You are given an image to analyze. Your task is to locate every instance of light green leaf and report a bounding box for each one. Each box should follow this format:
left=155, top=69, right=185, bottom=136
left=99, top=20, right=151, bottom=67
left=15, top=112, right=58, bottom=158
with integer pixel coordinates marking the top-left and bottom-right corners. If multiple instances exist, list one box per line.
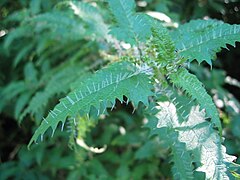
left=172, top=19, right=240, bottom=65
left=107, top=0, right=151, bottom=45
left=169, top=68, right=222, bottom=132
left=28, top=61, right=153, bottom=148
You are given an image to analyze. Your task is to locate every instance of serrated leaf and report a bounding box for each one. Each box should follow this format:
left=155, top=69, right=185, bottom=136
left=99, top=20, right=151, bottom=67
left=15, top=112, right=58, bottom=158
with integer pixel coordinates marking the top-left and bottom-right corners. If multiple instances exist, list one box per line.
left=20, top=62, right=89, bottom=122
left=178, top=106, right=236, bottom=179
left=66, top=1, right=109, bottom=39
left=107, top=0, right=151, bottom=45
left=146, top=105, right=194, bottom=179
left=169, top=68, right=222, bottom=133
left=146, top=93, right=236, bottom=179
left=28, top=61, right=153, bottom=148
left=171, top=19, right=240, bottom=65
left=149, top=22, right=176, bottom=67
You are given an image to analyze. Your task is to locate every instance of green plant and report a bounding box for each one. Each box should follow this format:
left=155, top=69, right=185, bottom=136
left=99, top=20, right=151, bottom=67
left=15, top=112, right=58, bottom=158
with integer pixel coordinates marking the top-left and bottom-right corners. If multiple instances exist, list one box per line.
left=1, top=0, right=240, bottom=179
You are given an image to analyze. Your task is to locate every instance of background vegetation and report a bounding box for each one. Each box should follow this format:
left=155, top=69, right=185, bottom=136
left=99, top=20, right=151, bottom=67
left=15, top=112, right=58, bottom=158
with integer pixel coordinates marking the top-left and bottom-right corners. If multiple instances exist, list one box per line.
left=0, top=0, right=240, bottom=179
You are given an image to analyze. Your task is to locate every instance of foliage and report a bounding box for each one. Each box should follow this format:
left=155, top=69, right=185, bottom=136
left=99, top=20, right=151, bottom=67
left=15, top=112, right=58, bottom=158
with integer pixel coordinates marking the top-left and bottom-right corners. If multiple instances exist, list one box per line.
left=108, top=0, right=151, bottom=45
left=1, top=0, right=240, bottom=179
left=171, top=19, right=240, bottom=65
left=169, top=68, right=222, bottom=132
left=28, top=61, right=153, bottom=147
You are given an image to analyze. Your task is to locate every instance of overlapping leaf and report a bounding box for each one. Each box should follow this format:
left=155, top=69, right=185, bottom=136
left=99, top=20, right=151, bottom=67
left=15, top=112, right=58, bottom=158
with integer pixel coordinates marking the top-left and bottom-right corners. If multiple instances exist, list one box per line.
left=171, top=19, right=240, bottom=65
left=145, top=95, right=236, bottom=179
left=169, top=68, right=222, bottom=132
left=107, top=0, right=151, bottom=45
left=28, top=61, right=153, bottom=148
left=145, top=103, right=194, bottom=179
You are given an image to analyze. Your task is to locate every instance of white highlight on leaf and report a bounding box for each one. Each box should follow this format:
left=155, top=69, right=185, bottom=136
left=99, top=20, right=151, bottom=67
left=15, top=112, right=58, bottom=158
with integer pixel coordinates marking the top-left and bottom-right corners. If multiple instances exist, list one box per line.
left=156, top=101, right=178, bottom=128
left=111, top=102, right=115, bottom=111
left=51, top=110, right=57, bottom=116
left=120, top=42, right=131, bottom=49
left=135, top=81, right=139, bottom=88
left=132, top=108, right=136, bottom=114
left=55, top=108, right=62, bottom=113
left=61, top=122, right=65, bottom=131
left=67, top=96, right=75, bottom=105
left=76, top=138, right=107, bottom=153
left=69, top=2, right=80, bottom=15
left=119, top=126, right=126, bottom=135
left=116, top=74, right=119, bottom=83
left=177, top=105, right=183, bottom=111
left=97, top=83, right=100, bottom=91
left=62, top=102, right=67, bottom=109
left=43, top=118, right=48, bottom=124
left=50, top=112, right=55, bottom=118
left=79, top=90, right=84, bottom=99
left=122, top=72, right=129, bottom=79
left=158, top=104, right=237, bottom=179
left=181, top=110, right=186, bottom=117
left=102, top=107, right=106, bottom=114
left=0, top=30, right=7, bottom=37
left=73, top=118, right=76, bottom=126
left=146, top=11, right=171, bottom=23
left=87, top=86, right=92, bottom=94
left=51, top=129, right=55, bottom=137
left=126, top=98, right=129, bottom=105
left=28, top=61, right=153, bottom=148
left=92, top=82, right=96, bottom=92
left=74, top=92, right=80, bottom=101
left=234, top=25, right=237, bottom=34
